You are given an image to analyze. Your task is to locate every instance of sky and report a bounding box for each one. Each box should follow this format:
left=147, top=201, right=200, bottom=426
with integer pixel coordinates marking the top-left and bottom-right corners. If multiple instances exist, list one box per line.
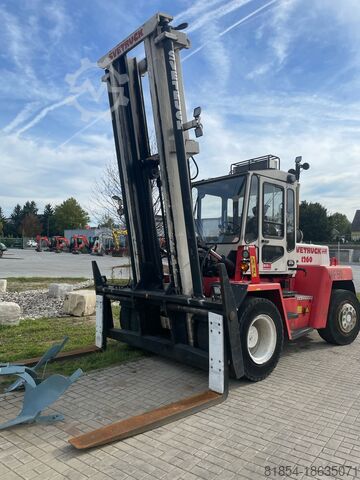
left=0, top=0, right=359, bottom=223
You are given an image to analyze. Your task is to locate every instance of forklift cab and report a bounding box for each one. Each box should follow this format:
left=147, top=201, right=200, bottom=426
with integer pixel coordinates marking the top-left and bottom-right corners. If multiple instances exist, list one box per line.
left=192, top=155, right=298, bottom=275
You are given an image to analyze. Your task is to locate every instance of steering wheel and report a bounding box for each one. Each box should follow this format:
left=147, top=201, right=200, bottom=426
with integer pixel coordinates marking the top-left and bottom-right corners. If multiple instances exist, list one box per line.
left=218, top=221, right=240, bottom=235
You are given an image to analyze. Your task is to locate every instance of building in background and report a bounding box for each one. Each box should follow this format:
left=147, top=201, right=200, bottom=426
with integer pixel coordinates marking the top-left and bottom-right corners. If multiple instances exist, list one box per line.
left=64, top=227, right=112, bottom=240
left=351, top=211, right=360, bottom=241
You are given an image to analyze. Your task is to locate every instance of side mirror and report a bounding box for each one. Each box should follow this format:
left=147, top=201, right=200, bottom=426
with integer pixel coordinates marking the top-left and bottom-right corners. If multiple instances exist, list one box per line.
left=174, top=22, right=188, bottom=31
left=193, top=106, right=201, bottom=118
left=195, top=125, right=203, bottom=138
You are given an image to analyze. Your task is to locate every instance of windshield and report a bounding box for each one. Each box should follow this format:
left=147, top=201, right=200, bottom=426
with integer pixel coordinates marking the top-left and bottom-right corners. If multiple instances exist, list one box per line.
left=193, top=175, right=246, bottom=244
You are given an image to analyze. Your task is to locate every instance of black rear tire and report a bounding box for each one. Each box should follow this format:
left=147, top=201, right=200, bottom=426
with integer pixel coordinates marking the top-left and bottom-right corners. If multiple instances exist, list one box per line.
left=239, top=297, right=284, bottom=382
left=318, top=289, right=360, bottom=345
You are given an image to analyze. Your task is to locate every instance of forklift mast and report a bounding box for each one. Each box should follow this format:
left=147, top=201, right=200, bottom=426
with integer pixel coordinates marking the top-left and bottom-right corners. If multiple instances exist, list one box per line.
left=99, top=12, right=202, bottom=297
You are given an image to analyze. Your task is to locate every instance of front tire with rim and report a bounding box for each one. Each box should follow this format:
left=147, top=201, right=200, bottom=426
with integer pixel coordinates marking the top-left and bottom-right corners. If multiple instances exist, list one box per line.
left=318, top=289, right=360, bottom=345
left=239, top=297, right=284, bottom=382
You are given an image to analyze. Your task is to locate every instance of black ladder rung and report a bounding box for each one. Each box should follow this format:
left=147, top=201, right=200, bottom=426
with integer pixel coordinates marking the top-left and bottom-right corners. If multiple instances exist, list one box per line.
left=282, top=290, right=297, bottom=298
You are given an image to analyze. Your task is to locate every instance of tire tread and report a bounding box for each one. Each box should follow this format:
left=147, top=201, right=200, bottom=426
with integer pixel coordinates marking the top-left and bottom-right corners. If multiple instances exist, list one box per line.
left=239, top=296, right=284, bottom=382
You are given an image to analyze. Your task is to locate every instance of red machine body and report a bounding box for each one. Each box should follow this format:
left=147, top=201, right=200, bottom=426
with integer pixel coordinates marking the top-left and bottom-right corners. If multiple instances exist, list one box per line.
left=51, top=236, right=70, bottom=252
left=202, top=242, right=354, bottom=341
left=93, top=14, right=359, bottom=387
left=35, top=235, right=50, bottom=252
left=70, top=235, right=90, bottom=254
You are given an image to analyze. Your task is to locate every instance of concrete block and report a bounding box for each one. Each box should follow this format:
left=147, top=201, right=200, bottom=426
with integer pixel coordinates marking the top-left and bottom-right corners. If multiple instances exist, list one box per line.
left=48, top=283, right=74, bottom=298
left=0, top=302, right=21, bottom=326
left=0, top=279, right=7, bottom=293
left=63, top=290, right=96, bottom=317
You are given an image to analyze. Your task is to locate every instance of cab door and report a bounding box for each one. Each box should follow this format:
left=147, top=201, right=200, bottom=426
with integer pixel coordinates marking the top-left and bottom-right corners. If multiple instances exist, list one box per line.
left=259, top=179, right=287, bottom=273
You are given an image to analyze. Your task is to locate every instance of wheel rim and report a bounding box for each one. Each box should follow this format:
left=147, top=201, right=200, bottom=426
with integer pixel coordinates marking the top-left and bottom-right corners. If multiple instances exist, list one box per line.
left=338, top=302, right=357, bottom=334
left=246, top=314, right=277, bottom=365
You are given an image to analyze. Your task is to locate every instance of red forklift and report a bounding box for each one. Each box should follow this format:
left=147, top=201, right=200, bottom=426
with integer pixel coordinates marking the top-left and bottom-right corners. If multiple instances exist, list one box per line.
left=69, top=13, right=360, bottom=449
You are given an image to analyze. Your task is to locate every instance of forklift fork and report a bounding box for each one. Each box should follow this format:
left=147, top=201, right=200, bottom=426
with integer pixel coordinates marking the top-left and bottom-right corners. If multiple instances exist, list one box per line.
left=69, top=264, right=241, bottom=449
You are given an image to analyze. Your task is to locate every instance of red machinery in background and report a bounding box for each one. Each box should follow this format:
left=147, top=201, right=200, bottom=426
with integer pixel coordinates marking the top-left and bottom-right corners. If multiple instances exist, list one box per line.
left=70, top=234, right=90, bottom=254
left=50, top=236, right=69, bottom=252
left=35, top=235, right=50, bottom=252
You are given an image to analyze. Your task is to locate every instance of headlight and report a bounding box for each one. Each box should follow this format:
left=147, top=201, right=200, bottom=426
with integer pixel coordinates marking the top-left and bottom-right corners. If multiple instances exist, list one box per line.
left=240, top=262, right=249, bottom=272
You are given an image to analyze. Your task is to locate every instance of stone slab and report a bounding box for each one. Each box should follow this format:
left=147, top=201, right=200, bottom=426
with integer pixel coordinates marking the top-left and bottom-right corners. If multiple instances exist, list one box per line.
left=0, top=301, right=20, bottom=326
left=63, top=289, right=96, bottom=317
left=48, top=283, right=74, bottom=298
left=0, top=279, right=7, bottom=293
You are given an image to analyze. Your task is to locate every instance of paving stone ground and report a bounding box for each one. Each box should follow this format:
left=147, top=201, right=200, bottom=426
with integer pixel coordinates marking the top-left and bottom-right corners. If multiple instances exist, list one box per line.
left=1, top=332, right=360, bottom=480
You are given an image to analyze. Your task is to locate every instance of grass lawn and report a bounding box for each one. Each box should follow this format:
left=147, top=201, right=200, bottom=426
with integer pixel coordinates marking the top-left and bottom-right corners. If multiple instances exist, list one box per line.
left=6, top=277, right=89, bottom=292
left=0, top=316, right=95, bottom=361
left=0, top=310, right=144, bottom=391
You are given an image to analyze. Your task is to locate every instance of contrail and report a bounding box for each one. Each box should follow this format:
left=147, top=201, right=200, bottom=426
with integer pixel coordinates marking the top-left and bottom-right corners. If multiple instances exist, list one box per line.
left=184, top=0, right=280, bottom=61
left=56, top=110, right=109, bottom=149
left=46, top=0, right=273, bottom=148
left=187, top=0, right=255, bottom=33
left=175, top=0, right=225, bottom=22
left=3, top=102, right=39, bottom=134
left=15, top=94, right=81, bottom=136
left=11, top=0, right=256, bottom=140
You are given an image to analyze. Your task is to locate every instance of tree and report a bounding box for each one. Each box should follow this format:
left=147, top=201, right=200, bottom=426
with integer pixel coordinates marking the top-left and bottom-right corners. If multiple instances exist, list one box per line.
left=20, top=213, right=41, bottom=237
left=90, top=158, right=124, bottom=225
left=299, top=201, right=331, bottom=242
left=54, top=198, right=90, bottom=233
left=41, top=203, right=56, bottom=237
left=328, top=212, right=351, bottom=240
left=90, top=155, right=161, bottom=230
left=98, top=214, right=116, bottom=229
left=8, top=204, right=23, bottom=237
left=22, top=200, right=38, bottom=216
left=0, top=207, right=6, bottom=236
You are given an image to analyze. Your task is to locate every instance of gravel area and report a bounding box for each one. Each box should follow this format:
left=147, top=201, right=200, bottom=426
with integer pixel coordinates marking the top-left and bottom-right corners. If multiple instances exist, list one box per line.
left=0, top=280, right=94, bottom=319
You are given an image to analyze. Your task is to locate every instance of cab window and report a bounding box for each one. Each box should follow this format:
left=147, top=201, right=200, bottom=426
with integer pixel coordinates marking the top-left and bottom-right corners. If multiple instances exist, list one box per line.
left=286, top=189, right=295, bottom=251
left=263, top=183, right=284, bottom=238
left=245, top=175, right=259, bottom=243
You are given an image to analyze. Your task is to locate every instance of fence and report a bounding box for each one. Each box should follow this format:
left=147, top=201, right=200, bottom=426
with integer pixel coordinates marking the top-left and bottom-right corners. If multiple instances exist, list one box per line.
left=0, top=237, right=36, bottom=249
left=328, top=248, right=360, bottom=263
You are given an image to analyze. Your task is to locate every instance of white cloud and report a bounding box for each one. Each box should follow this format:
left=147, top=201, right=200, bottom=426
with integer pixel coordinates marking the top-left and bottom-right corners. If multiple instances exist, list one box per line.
left=183, top=0, right=280, bottom=61
left=198, top=21, right=231, bottom=91
left=193, top=101, right=360, bottom=220
left=245, top=0, right=299, bottom=78
left=268, top=0, right=298, bottom=65
left=1, top=0, right=359, bottom=226
left=44, top=1, right=72, bottom=44
left=0, top=6, right=36, bottom=80
left=0, top=132, right=115, bottom=218
left=0, top=1, right=77, bottom=114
